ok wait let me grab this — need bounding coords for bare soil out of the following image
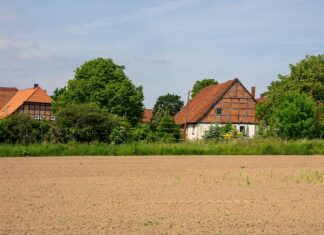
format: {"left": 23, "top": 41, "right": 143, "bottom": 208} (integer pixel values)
{"left": 0, "top": 156, "right": 324, "bottom": 234}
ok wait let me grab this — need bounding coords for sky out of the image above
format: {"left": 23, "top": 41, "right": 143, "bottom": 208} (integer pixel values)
{"left": 0, "top": 0, "right": 323, "bottom": 107}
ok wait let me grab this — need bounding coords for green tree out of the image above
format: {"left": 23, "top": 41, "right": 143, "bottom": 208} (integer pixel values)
{"left": 257, "top": 54, "right": 324, "bottom": 138}
{"left": 153, "top": 93, "right": 184, "bottom": 117}
{"left": 191, "top": 79, "right": 218, "bottom": 98}
{"left": 55, "top": 103, "right": 130, "bottom": 143}
{"left": 52, "top": 87, "right": 66, "bottom": 101}
{"left": 271, "top": 92, "right": 318, "bottom": 139}
{"left": 155, "top": 112, "right": 182, "bottom": 142}
{"left": 55, "top": 58, "right": 144, "bottom": 125}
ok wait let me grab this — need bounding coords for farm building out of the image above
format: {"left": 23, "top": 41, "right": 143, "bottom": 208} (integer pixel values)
{"left": 175, "top": 78, "right": 257, "bottom": 140}
{"left": 0, "top": 84, "right": 54, "bottom": 120}
{"left": 142, "top": 108, "right": 153, "bottom": 123}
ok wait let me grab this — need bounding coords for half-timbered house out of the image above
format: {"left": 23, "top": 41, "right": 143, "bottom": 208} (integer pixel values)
{"left": 0, "top": 84, "right": 54, "bottom": 120}
{"left": 174, "top": 78, "right": 257, "bottom": 140}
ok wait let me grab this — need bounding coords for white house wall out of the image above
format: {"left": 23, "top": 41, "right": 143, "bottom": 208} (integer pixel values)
{"left": 186, "top": 123, "right": 256, "bottom": 140}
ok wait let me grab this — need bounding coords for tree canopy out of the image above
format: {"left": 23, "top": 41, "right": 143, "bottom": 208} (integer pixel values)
{"left": 270, "top": 92, "right": 318, "bottom": 139}
{"left": 267, "top": 54, "right": 324, "bottom": 104}
{"left": 191, "top": 79, "right": 218, "bottom": 98}
{"left": 257, "top": 54, "right": 324, "bottom": 138}
{"left": 54, "top": 58, "right": 144, "bottom": 125}
{"left": 153, "top": 93, "right": 184, "bottom": 117}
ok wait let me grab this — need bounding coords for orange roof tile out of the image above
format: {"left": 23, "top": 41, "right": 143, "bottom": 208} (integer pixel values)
{"left": 27, "top": 87, "right": 53, "bottom": 103}
{"left": 0, "top": 86, "right": 52, "bottom": 118}
{"left": 142, "top": 108, "right": 153, "bottom": 123}
{"left": 174, "top": 79, "right": 235, "bottom": 125}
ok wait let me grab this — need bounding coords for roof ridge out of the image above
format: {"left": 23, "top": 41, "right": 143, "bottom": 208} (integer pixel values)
{"left": 25, "top": 86, "right": 39, "bottom": 102}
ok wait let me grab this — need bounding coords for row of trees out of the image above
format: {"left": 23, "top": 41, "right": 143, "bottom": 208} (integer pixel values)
{"left": 0, "top": 56, "right": 219, "bottom": 144}
{"left": 1, "top": 54, "right": 322, "bottom": 143}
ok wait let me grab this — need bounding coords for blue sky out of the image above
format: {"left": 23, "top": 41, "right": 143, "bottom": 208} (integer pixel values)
{"left": 0, "top": 0, "right": 323, "bottom": 107}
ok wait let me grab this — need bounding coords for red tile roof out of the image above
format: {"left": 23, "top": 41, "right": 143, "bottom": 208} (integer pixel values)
{"left": 174, "top": 79, "right": 235, "bottom": 125}
{"left": 0, "top": 86, "right": 52, "bottom": 118}
{"left": 256, "top": 96, "right": 267, "bottom": 103}
{"left": 142, "top": 108, "right": 153, "bottom": 123}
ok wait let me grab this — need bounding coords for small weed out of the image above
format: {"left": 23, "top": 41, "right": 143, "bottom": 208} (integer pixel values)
{"left": 296, "top": 169, "right": 324, "bottom": 185}
{"left": 245, "top": 176, "right": 251, "bottom": 186}
{"left": 144, "top": 221, "right": 158, "bottom": 226}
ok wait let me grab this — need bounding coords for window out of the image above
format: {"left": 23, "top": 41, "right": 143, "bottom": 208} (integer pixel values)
{"left": 34, "top": 115, "right": 40, "bottom": 120}
{"left": 216, "top": 108, "right": 222, "bottom": 115}
{"left": 240, "top": 126, "right": 245, "bottom": 133}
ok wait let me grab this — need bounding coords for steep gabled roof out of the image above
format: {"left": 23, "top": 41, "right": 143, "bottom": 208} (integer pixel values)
{"left": 142, "top": 108, "right": 153, "bottom": 123}
{"left": 175, "top": 79, "right": 235, "bottom": 125}
{"left": 0, "top": 86, "right": 53, "bottom": 118}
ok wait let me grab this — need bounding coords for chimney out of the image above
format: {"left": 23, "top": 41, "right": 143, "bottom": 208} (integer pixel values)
{"left": 251, "top": 86, "right": 255, "bottom": 98}
{"left": 34, "top": 84, "right": 39, "bottom": 89}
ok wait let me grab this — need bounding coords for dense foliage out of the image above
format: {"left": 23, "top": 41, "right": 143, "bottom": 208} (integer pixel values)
{"left": 191, "top": 79, "right": 218, "bottom": 98}
{"left": 257, "top": 54, "right": 324, "bottom": 139}
{"left": 155, "top": 112, "right": 182, "bottom": 142}
{"left": 54, "top": 103, "right": 130, "bottom": 144}
{"left": 0, "top": 114, "right": 51, "bottom": 144}
{"left": 152, "top": 93, "right": 184, "bottom": 117}
{"left": 259, "top": 92, "right": 318, "bottom": 139}
{"left": 54, "top": 58, "right": 144, "bottom": 125}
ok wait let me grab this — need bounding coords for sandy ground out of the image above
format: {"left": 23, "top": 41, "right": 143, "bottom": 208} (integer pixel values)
{"left": 0, "top": 156, "right": 324, "bottom": 235}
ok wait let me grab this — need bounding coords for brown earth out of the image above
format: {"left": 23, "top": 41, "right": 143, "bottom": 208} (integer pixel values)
{"left": 0, "top": 156, "right": 324, "bottom": 235}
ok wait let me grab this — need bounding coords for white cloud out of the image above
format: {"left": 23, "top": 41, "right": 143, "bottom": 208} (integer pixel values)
{"left": 69, "top": 0, "right": 206, "bottom": 34}
{"left": 0, "top": 36, "right": 51, "bottom": 60}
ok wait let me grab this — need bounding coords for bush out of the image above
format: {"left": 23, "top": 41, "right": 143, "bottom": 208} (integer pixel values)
{"left": 54, "top": 103, "right": 130, "bottom": 143}
{"left": 0, "top": 114, "right": 51, "bottom": 144}
{"left": 203, "top": 123, "right": 244, "bottom": 141}
{"left": 130, "top": 123, "right": 157, "bottom": 142}
{"left": 203, "top": 124, "right": 223, "bottom": 141}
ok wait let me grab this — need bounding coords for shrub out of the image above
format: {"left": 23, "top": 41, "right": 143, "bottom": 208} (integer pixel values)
{"left": 0, "top": 114, "right": 51, "bottom": 144}
{"left": 130, "top": 123, "right": 157, "bottom": 142}
{"left": 54, "top": 103, "right": 130, "bottom": 143}
{"left": 203, "top": 123, "right": 244, "bottom": 141}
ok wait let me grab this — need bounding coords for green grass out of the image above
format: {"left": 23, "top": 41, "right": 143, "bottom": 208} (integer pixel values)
{"left": 0, "top": 139, "right": 323, "bottom": 157}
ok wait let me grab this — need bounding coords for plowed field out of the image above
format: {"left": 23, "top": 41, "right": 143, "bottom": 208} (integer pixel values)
{"left": 1, "top": 156, "right": 324, "bottom": 234}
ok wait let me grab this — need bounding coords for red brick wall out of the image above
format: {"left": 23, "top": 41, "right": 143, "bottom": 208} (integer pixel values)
{"left": 200, "top": 81, "right": 256, "bottom": 124}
